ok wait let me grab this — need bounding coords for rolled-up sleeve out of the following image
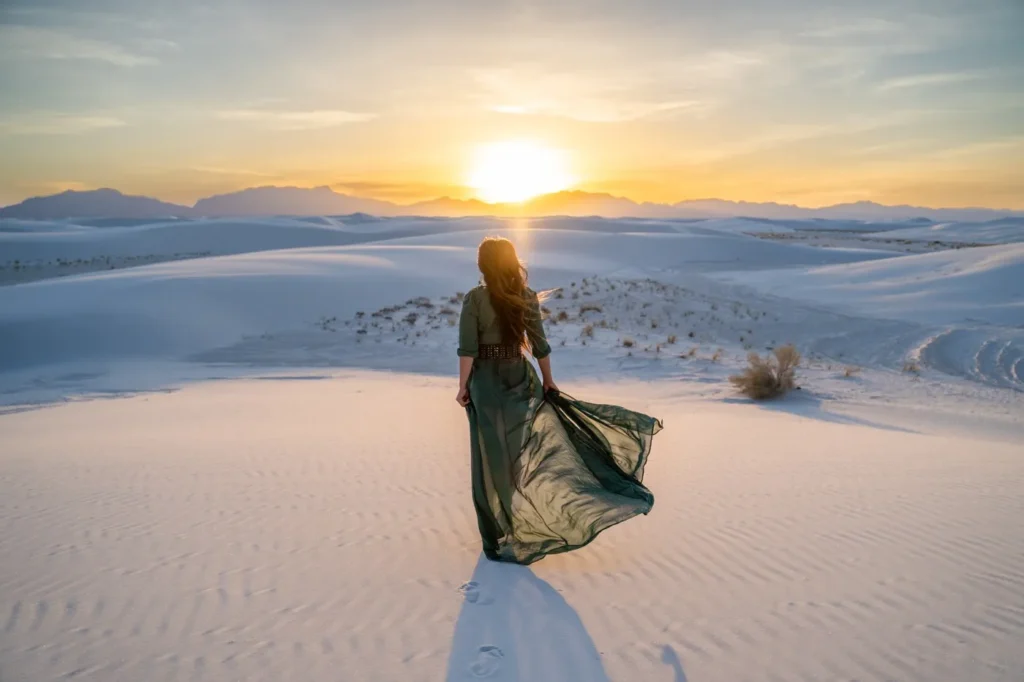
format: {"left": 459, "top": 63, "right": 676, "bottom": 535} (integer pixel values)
{"left": 526, "top": 290, "right": 551, "bottom": 359}
{"left": 457, "top": 291, "right": 479, "bottom": 358}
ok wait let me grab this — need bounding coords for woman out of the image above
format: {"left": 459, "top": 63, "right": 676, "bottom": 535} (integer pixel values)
{"left": 456, "top": 236, "right": 662, "bottom": 564}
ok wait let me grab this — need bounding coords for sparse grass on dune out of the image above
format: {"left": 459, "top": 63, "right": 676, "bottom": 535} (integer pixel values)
{"left": 729, "top": 344, "right": 801, "bottom": 400}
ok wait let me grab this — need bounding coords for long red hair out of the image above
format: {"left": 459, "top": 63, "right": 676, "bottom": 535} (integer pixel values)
{"left": 477, "top": 237, "right": 532, "bottom": 351}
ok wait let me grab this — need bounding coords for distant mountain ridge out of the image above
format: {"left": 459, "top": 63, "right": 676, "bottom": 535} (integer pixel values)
{"left": 0, "top": 189, "right": 193, "bottom": 220}
{"left": 2, "top": 186, "right": 1021, "bottom": 222}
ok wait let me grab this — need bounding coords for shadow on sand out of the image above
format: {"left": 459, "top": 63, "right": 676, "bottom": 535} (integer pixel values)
{"left": 722, "top": 389, "right": 917, "bottom": 434}
{"left": 445, "top": 554, "right": 611, "bottom": 682}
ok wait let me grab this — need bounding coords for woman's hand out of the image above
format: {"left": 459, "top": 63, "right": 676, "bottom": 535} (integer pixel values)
{"left": 456, "top": 385, "right": 471, "bottom": 407}
{"left": 542, "top": 378, "right": 559, "bottom": 395}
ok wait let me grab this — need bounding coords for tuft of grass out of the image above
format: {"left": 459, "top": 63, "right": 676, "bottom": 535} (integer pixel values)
{"left": 843, "top": 365, "right": 861, "bottom": 378}
{"left": 580, "top": 304, "right": 603, "bottom": 314}
{"left": 556, "top": 310, "right": 570, "bottom": 322}
{"left": 711, "top": 348, "right": 723, "bottom": 362}
{"left": 622, "top": 338, "right": 635, "bottom": 348}
{"left": 728, "top": 344, "right": 801, "bottom": 400}
{"left": 666, "top": 334, "right": 677, "bottom": 345}
{"left": 650, "top": 319, "right": 659, "bottom": 329}
{"left": 902, "top": 361, "right": 920, "bottom": 374}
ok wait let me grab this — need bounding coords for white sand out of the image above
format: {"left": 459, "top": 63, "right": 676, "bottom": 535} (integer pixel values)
{"left": 2, "top": 374, "right": 1023, "bottom": 682}
{"left": 2, "top": 216, "right": 1023, "bottom": 681}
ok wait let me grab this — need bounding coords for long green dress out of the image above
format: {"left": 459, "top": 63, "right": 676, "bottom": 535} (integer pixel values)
{"left": 458, "top": 285, "right": 663, "bottom": 565}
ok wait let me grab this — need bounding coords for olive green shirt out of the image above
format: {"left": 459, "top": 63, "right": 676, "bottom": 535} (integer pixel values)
{"left": 457, "top": 286, "right": 551, "bottom": 359}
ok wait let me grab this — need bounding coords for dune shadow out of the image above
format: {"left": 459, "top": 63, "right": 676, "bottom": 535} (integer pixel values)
{"left": 445, "top": 554, "right": 611, "bottom": 682}
{"left": 721, "top": 389, "right": 917, "bottom": 434}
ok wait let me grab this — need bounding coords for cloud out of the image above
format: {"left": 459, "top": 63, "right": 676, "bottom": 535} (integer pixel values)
{"left": 0, "top": 114, "right": 127, "bottom": 135}
{"left": 216, "top": 109, "right": 378, "bottom": 130}
{"left": 488, "top": 99, "right": 708, "bottom": 123}
{"left": 472, "top": 67, "right": 720, "bottom": 123}
{"left": 0, "top": 25, "right": 158, "bottom": 66}
{"left": 877, "top": 72, "right": 988, "bottom": 91}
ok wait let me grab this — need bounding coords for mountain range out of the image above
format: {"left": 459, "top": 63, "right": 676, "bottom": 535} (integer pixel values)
{"left": 1, "top": 186, "right": 1020, "bottom": 222}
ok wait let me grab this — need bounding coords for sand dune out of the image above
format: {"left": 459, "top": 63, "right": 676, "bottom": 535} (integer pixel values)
{"left": 2, "top": 375, "right": 1023, "bottom": 682}
{"left": 2, "top": 216, "right": 1023, "bottom": 681}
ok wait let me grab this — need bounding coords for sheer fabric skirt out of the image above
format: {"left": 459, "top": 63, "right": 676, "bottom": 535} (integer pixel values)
{"left": 466, "top": 357, "right": 662, "bottom": 565}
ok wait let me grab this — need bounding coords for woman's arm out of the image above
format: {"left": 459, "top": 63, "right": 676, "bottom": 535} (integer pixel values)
{"left": 525, "top": 290, "right": 557, "bottom": 393}
{"left": 458, "top": 356, "right": 474, "bottom": 403}
{"left": 537, "top": 355, "right": 558, "bottom": 394}
{"left": 456, "top": 291, "right": 478, "bottom": 406}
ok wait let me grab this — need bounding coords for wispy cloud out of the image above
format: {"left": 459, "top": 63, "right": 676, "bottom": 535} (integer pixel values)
{"left": 0, "top": 25, "right": 158, "bottom": 66}
{"left": 0, "top": 114, "right": 127, "bottom": 135}
{"left": 216, "top": 109, "right": 377, "bottom": 130}
{"left": 878, "top": 71, "right": 988, "bottom": 91}
{"left": 473, "top": 67, "right": 718, "bottom": 123}
{"left": 487, "top": 99, "right": 707, "bottom": 123}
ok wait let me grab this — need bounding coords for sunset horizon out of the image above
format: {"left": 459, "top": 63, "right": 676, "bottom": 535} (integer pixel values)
{"left": 6, "top": 181, "right": 1024, "bottom": 214}
{"left": 2, "top": 0, "right": 1023, "bottom": 210}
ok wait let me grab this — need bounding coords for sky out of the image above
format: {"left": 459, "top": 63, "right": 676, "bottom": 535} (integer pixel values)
{"left": 1, "top": 0, "right": 1022, "bottom": 209}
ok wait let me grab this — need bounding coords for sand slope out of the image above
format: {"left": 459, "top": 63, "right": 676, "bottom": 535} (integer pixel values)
{"left": 2, "top": 374, "right": 1023, "bottom": 682}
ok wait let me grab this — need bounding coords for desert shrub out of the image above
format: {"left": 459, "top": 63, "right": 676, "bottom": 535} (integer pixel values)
{"left": 711, "top": 348, "right": 723, "bottom": 362}
{"left": 667, "top": 334, "right": 677, "bottom": 345}
{"left": 622, "top": 338, "right": 635, "bottom": 348}
{"left": 556, "top": 310, "right": 570, "bottom": 322}
{"left": 581, "top": 324, "right": 595, "bottom": 338}
{"left": 902, "top": 361, "right": 920, "bottom": 374}
{"left": 580, "top": 304, "right": 603, "bottom": 314}
{"left": 729, "top": 344, "right": 801, "bottom": 400}
{"left": 843, "top": 366, "right": 861, "bottom": 378}
{"left": 439, "top": 306, "right": 456, "bottom": 316}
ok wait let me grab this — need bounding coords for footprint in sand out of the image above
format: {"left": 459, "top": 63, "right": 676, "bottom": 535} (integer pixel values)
{"left": 458, "top": 581, "right": 494, "bottom": 605}
{"left": 469, "top": 645, "right": 504, "bottom": 678}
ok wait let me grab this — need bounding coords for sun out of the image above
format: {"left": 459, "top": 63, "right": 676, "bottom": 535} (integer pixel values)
{"left": 468, "top": 140, "right": 575, "bottom": 204}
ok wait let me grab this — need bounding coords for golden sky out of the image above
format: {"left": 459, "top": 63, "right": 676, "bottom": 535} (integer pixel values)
{"left": 1, "top": 0, "right": 1022, "bottom": 208}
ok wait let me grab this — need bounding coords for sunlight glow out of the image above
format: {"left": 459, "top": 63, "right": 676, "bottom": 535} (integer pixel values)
{"left": 468, "top": 140, "right": 575, "bottom": 203}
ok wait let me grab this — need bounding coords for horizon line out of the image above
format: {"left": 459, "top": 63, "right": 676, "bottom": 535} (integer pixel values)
{"left": 4, "top": 184, "right": 1024, "bottom": 215}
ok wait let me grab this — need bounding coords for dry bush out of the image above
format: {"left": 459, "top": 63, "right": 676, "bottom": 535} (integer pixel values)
{"left": 622, "top": 338, "right": 635, "bottom": 348}
{"left": 902, "top": 361, "right": 920, "bottom": 374}
{"left": 711, "top": 348, "right": 723, "bottom": 362}
{"left": 581, "top": 324, "right": 594, "bottom": 338}
{"left": 666, "top": 334, "right": 677, "bottom": 345}
{"left": 729, "top": 344, "right": 801, "bottom": 400}
{"left": 580, "top": 304, "right": 603, "bottom": 314}
{"left": 556, "top": 310, "right": 570, "bottom": 322}
{"left": 843, "top": 365, "right": 861, "bottom": 378}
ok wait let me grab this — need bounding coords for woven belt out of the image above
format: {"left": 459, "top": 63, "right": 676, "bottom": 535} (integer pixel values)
{"left": 478, "top": 344, "right": 522, "bottom": 360}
